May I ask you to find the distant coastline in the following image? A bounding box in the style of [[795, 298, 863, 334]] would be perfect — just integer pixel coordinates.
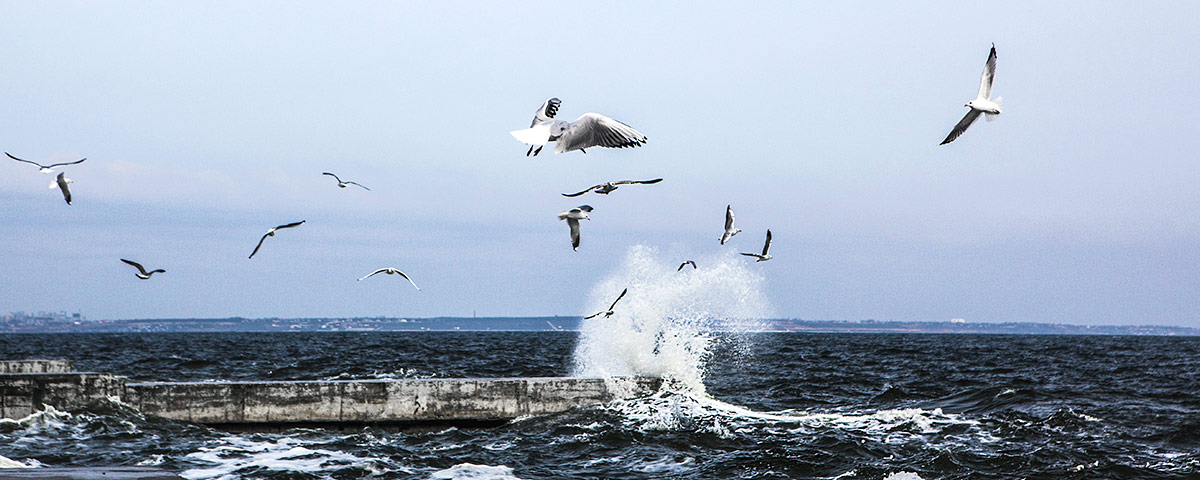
[[2, 315, 1196, 336]]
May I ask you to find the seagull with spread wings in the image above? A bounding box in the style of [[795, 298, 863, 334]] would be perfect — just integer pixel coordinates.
[[678, 260, 697, 271], [358, 267, 420, 290], [741, 229, 773, 262], [121, 259, 166, 279], [249, 221, 306, 259], [720, 205, 741, 245], [322, 172, 370, 190], [510, 99, 647, 155], [558, 205, 593, 251], [562, 178, 662, 197], [7, 152, 86, 174], [584, 288, 628, 320], [941, 44, 1002, 145]]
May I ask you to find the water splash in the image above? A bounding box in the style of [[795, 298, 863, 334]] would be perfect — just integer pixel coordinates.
[[571, 245, 773, 393]]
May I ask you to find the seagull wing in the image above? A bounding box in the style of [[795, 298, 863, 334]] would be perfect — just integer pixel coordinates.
[[275, 220, 306, 230], [583, 311, 602, 320], [725, 205, 735, 230], [249, 233, 270, 259], [56, 173, 72, 205], [677, 262, 687, 271], [562, 184, 601, 197], [6, 152, 46, 168], [358, 268, 389, 281], [121, 258, 149, 275], [148, 269, 166, 275], [978, 44, 997, 100], [322, 172, 342, 183], [395, 270, 421, 291], [612, 178, 664, 186], [344, 181, 370, 191], [567, 218, 581, 251], [45, 158, 86, 169], [940, 110, 982, 145], [608, 288, 628, 311], [530, 97, 562, 127], [576, 204, 594, 212], [554, 113, 648, 154], [762, 229, 772, 256]]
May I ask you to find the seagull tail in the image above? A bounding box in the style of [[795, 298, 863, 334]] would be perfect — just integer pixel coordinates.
[[985, 97, 1003, 120]]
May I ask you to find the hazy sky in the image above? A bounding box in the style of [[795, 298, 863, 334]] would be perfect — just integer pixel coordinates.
[[2, 2, 1198, 327]]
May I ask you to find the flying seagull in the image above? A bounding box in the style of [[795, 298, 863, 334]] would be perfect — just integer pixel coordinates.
[[677, 260, 697, 271], [7, 152, 86, 174], [120, 259, 165, 279], [562, 178, 663, 197], [741, 229, 773, 262], [720, 205, 741, 245], [358, 267, 420, 290], [51, 172, 73, 205], [557, 205, 593, 251], [249, 220, 306, 259], [322, 172, 370, 191], [584, 288, 628, 320], [524, 97, 561, 156], [510, 99, 647, 155], [941, 43, 1002, 145]]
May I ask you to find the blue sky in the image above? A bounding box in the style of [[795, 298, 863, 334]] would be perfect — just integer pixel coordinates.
[[2, 2, 1198, 326]]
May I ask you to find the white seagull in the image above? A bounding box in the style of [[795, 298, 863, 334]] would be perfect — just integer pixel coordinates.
[[51, 172, 73, 205], [741, 229, 773, 262], [523, 97, 561, 156], [358, 267, 420, 290], [249, 220, 306, 259], [7, 152, 86, 173], [941, 43, 1002, 145], [121, 259, 166, 279], [677, 260, 697, 271], [510, 99, 647, 155], [584, 288, 628, 320], [562, 178, 663, 197], [720, 205, 741, 245], [557, 205, 594, 251], [322, 172, 370, 191]]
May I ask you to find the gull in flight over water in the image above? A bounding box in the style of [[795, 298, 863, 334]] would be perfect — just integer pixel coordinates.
[[741, 229, 773, 262], [358, 267, 420, 290], [249, 220, 306, 259], [720, 205, 741, 245], [941, 43, 1002, 145], [120, 259, 166, 279], [523, 97, 561, 156], [510, 99, 647, 155], [558, 205, 593, 251], [677, 260, 697, 271], [322, 172, 370, 191], [584, 288, 628, 320], [562, 178, 663, 197], [7, 152, 86, 174], [52, 172, 73, 205]]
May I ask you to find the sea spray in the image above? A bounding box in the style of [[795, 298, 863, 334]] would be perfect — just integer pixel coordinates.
[[571, 246, 773, 394]]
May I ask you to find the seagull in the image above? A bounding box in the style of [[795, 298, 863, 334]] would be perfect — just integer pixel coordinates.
[[524, 97, 561, 156], [562, 178, 663, 197], [248, 220, 305, 259], [557, 205, 593, 251], [510, 99, 647, 155], [584, 288, 628, 320], [941, 43, 1002, 145], [51, 172, 73, 205], [720, 205, 741, 245], [741, 229, 773, 262], [7, 152, 86, 173], [120, 259, 166, 279], [357, 267, 420, 290], [677, 260, 697, 271], [322, 172, 370, 190]]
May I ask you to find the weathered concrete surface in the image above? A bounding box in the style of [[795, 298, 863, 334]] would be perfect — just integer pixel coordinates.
[[0, 360, 74, 374], [0, 373, 125, 420], [0, 467, 183, 479], [124, 376, 660, 428]]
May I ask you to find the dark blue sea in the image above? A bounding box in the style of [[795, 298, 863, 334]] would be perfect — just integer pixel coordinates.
[[1, 332, 1198, 479]]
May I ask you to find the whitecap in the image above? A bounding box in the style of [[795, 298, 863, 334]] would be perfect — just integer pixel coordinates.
[[430, 463, 527, 480]]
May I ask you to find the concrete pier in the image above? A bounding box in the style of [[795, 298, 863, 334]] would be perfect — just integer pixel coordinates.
[[1, 361, 660, 430]]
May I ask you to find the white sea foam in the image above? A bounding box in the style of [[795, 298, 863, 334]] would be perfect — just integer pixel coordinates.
[[430, 463, 527, 480], [883, 473, 925, 480], [181, 436, 395, 480], [572, 246, 772, 393], [0, 454, 39, 469]]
